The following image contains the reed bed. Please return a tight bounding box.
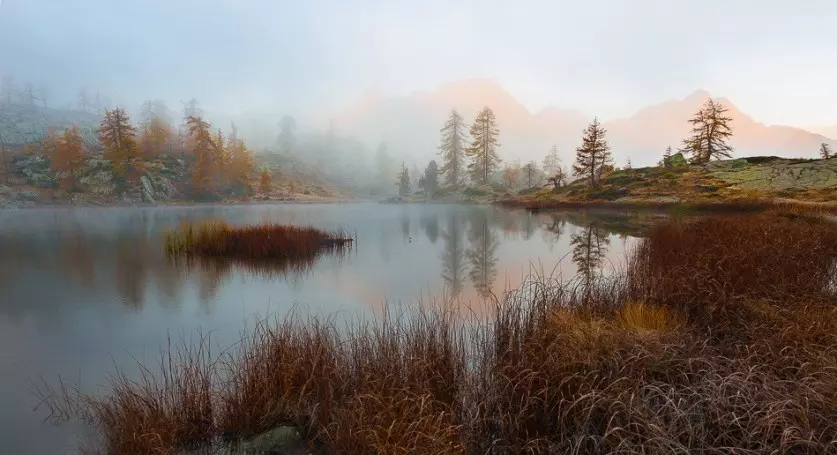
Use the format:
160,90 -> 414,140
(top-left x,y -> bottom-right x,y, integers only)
164,220 -> 353,260
39,213 -> 837,454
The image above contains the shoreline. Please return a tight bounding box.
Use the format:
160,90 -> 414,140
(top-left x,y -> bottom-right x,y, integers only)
496,197 -> 837,214
0,195 -> 361,210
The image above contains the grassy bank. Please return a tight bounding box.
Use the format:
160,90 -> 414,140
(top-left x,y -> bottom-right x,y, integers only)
40,213 -> 837,454
164,220 -> 353,260
501,157 -> 837,214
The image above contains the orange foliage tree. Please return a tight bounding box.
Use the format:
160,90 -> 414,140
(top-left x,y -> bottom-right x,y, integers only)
258,168 -> 272,196
98,107 -> 138,179
52,125 -> 86,191
227,135 -> 254,195
140,103 -> 173,158
186,115 -> 215,196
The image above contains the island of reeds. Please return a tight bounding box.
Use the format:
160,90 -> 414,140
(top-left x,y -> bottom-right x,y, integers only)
40,211 -> 837,454
164,220 -> 353,260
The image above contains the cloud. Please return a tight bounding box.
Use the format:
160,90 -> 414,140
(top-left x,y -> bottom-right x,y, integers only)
1,0 -> 836,125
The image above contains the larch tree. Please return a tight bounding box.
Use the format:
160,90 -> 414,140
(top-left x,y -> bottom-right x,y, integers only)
625,157 -> 632,169
421,160 -> 440,194
375,142 -> 395,190
227,130 -> 255,195
98,107 -> 138,179
543,145 -> 561,176
681,98 -> 734,164
820,143 -> 832,160
522,160 -> 539,188
186,115 -> 215,195
277,115 -> 297,154
660,145 -> 673,167
547,166 -> 567,190
258,168 -> 272,196
212,129 -> 228,189
572,117 -> 612,187
1,75 -> 18,105
138,100 -> 173,158
438,109 -> 467,186
396,162 -> 411,197
466,106 -> 501,185
53,125 -> 85,191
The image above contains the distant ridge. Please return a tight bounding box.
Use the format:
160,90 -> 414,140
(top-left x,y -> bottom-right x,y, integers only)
331,81 -> 836,167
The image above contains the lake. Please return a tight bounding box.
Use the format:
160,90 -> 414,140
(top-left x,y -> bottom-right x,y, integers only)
0,203 -> 643,454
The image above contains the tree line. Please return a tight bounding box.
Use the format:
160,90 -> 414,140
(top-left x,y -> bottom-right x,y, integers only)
14,100 -> 260,197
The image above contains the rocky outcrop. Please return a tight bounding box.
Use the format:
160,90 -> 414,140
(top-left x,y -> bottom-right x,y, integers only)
179,426 -> 313,455
140,173 -> 178,203
0,184 -> 39,209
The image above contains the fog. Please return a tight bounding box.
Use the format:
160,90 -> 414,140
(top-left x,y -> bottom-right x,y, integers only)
2,0 -> 837,169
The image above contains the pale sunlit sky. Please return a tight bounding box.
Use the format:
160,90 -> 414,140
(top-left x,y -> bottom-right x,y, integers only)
1,0 -> 836,126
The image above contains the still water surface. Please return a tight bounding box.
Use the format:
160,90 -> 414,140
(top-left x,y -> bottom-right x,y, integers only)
0,203 -> 643,454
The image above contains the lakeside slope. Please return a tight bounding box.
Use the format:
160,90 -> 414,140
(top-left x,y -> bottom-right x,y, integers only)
502,156 -> 837,211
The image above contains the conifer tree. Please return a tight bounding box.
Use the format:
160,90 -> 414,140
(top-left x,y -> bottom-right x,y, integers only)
547,166 -> 567,190
543,145 -> 561,176
53,125 -> 85,191
138,100 -> 172,157
660,145 -> 673,167
522,160 -> 539,187
396,162 -> 411,197
259,168 -> 272,196
465,106 -> 501,185
572,118 -> 612,187
186,115 -> 215,195
375,142 -> 395,191
277,115 -> 297,154
421,160 -> 439,194
820,143 -> 832,160
98,107 -> 138,179
681,99 -> 734,164
228,135 -> 254,194
438,109 -> 467,186
625,157 -> 632,169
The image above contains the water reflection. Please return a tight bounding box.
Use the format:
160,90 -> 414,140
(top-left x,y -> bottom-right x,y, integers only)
0,204 -> 658,454
440,211 -> 469,299
570,226 -> 611,285
467,211 -> 500,299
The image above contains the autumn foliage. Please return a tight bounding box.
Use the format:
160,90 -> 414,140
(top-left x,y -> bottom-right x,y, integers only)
98,107 -> 138,179
51,125 -> 85,191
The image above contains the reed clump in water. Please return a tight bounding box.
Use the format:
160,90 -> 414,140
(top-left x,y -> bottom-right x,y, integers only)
39,213 -> 837,454
164,220 -> 353,260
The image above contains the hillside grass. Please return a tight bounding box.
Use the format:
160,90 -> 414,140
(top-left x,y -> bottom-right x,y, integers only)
39,213 -> 837,454
505,157 -> 837,211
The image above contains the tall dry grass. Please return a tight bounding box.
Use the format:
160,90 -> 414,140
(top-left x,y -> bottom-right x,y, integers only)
164,220 -> 352,260
38,213 -> 837,454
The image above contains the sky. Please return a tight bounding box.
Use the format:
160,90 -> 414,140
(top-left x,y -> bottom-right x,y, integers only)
1,0 -> 836,127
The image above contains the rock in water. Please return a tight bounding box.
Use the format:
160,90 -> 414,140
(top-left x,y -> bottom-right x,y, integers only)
240,426 -> 309,454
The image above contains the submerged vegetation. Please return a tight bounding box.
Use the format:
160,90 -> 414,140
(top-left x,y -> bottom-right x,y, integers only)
164,220 -> 353,260
39,212 -> 837,454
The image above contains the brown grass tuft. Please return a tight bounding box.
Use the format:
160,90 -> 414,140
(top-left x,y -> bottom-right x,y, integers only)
164,220 -> 352,260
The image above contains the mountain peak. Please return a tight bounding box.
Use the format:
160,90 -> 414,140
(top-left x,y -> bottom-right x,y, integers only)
684,89 -> 713,103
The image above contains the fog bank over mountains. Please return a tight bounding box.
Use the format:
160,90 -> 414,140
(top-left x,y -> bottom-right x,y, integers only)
325,79 -> 837,168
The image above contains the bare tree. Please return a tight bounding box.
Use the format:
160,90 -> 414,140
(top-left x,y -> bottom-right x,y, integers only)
77,88 -> 92,113
37,84 -> 50,108
820,143 -> 832,160
20,84 -> 37,107
681,98 -> 734,164
0,75 -> 18,105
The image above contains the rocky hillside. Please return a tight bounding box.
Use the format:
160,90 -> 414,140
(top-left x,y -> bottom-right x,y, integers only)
516,157 -> 837,205
0,151 -> 351,209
